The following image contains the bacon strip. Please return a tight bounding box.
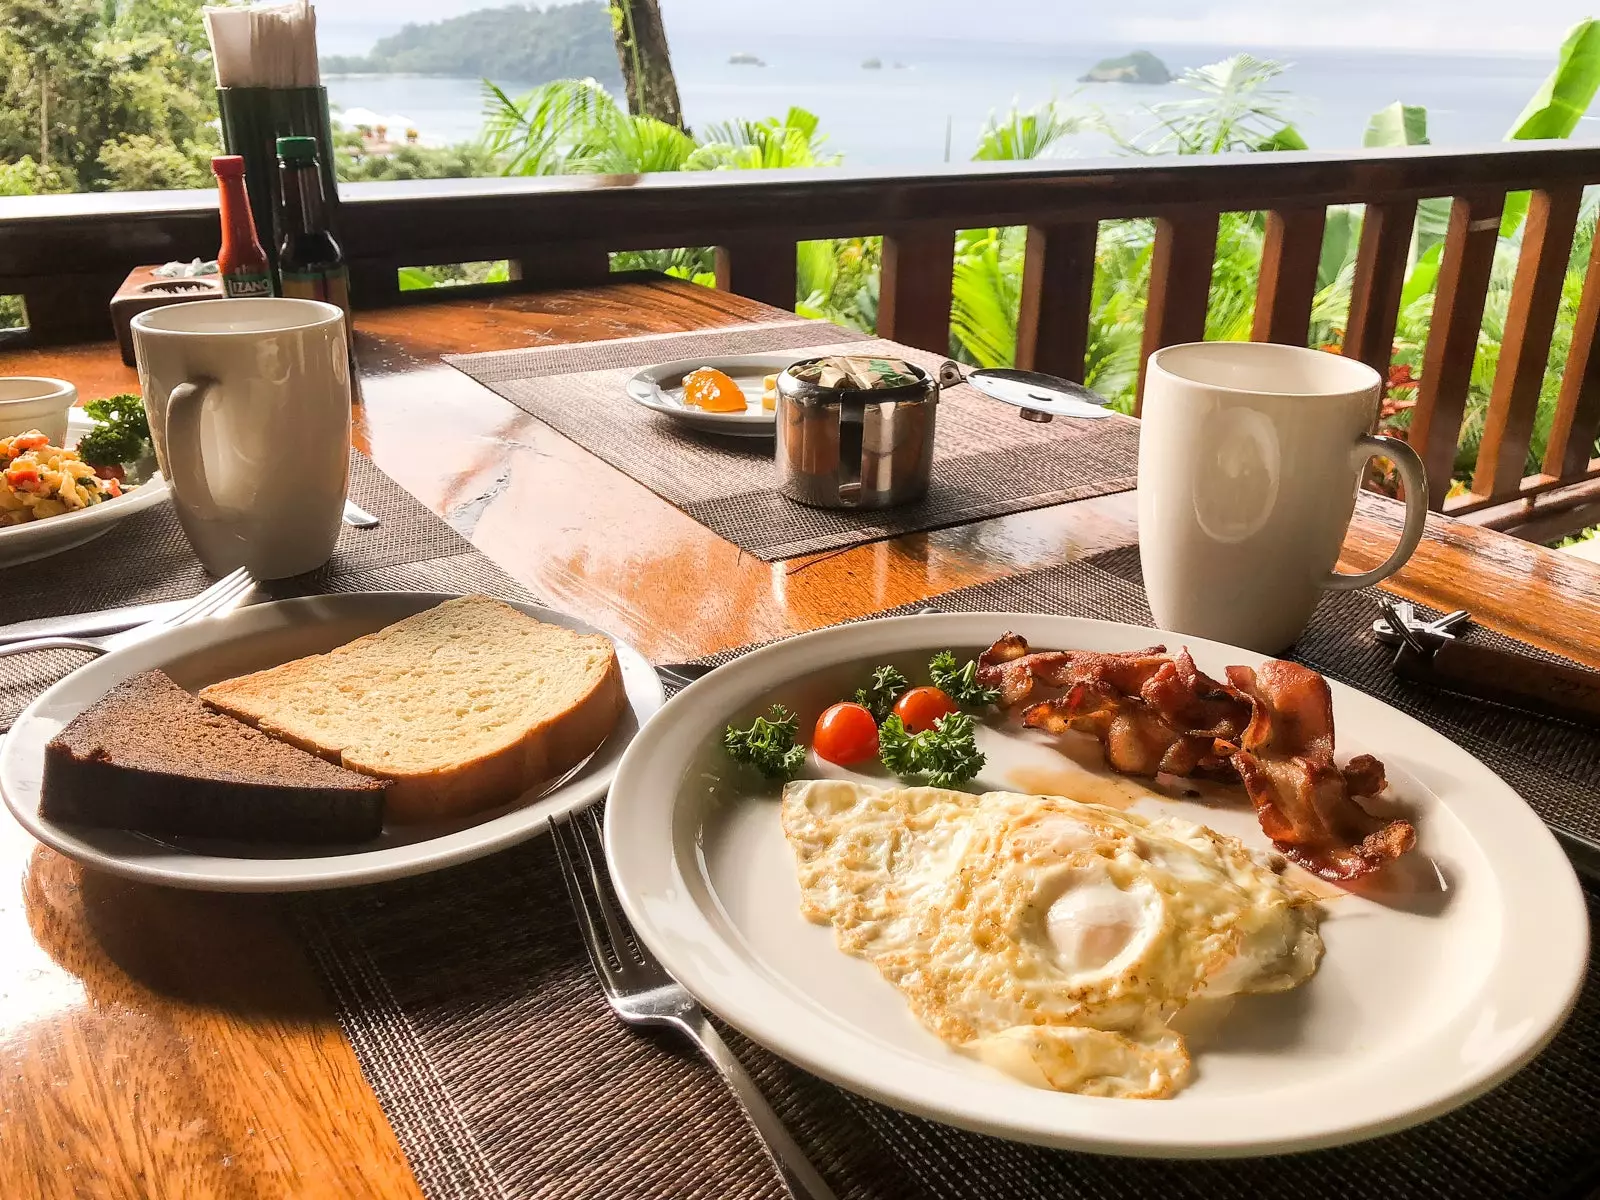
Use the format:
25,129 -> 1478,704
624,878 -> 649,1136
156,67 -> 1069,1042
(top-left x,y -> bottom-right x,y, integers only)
976,635 -> 1168,709
1024,682 -> 1237,778
1226,663 -> 1414,881
981,634 -> 1413,881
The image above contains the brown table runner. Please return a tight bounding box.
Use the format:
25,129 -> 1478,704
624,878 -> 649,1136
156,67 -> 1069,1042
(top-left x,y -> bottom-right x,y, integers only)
0,452 -> 495,731
445,324 -> 1142,561
291,547 -> 1600,1200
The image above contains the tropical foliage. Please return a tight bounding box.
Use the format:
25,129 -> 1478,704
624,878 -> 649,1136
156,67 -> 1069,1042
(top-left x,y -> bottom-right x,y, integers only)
0,0 -> 221,193
482,80 -> 843,279
4,4 -> 1599,493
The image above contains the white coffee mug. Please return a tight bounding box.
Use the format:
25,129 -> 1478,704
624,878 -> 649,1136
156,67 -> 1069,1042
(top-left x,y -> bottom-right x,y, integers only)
1138,342 -> 1427,653
131,298 -> 351,579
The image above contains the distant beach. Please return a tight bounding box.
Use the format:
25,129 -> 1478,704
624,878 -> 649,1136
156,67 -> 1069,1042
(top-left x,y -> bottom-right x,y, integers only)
324,34 -> 1593,166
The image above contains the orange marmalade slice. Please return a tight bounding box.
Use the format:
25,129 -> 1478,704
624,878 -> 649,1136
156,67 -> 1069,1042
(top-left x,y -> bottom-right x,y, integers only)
682,367 -> 747,412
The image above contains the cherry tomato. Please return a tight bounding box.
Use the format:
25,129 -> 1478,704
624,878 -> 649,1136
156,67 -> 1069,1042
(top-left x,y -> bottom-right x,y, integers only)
813,702 -> 880,765
893,686 -> 958,733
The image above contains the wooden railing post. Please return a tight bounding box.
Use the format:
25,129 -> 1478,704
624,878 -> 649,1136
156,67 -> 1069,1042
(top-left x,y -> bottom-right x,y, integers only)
714,235 -> 797,312
879,226 -> 956,355
1544,215 -> 1600,482
1016,222 -> 1097,382
1342,200 -> 1417,380
1135,213 -> 1219,414
1470,187 -> 1582,500
1407,193 -> 1505,508
1252,207 -> 1325,347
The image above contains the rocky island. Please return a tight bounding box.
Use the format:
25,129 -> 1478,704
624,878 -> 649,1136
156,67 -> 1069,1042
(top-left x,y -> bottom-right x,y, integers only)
1079,50 -> 1172,84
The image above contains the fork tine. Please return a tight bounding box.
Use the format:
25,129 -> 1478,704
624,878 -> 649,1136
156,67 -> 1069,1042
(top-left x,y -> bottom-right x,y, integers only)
551,813 -> 622,998
570,804 -> 646,973
157,568 -> 253,628
178,580 -> 250,625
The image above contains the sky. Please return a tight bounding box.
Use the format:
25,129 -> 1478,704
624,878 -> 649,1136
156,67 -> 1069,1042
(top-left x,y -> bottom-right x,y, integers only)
314,0 -> 1600,55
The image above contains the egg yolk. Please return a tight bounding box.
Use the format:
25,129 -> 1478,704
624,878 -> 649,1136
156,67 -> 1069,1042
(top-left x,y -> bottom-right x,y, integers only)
682,367 -> 747,412
1045,874 -> 1150,976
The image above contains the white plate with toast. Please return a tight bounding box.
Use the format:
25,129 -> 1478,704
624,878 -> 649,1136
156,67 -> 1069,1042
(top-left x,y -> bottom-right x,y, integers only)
604,611 -> 1588,1157
0,592 -> 663,890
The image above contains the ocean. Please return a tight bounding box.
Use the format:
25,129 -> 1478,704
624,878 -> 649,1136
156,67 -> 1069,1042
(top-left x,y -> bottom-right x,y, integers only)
323,35 -> 1595,166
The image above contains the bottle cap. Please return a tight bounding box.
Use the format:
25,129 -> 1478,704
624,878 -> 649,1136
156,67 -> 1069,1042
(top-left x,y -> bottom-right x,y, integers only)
275,136 -> 320,164
211,155 -> 246,179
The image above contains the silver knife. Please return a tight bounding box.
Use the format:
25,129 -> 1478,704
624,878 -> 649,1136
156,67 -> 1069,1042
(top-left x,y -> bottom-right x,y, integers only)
0,599 -> 191,646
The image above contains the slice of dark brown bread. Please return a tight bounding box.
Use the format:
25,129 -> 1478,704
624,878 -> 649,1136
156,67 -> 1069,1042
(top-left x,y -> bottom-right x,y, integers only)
42,669 -> 388,843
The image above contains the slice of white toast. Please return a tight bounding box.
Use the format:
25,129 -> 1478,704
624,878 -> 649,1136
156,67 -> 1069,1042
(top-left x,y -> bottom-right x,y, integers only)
200,595 -> 624,822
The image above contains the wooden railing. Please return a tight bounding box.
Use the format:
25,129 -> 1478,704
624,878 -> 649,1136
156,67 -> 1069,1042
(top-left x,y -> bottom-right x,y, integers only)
4,143 -> 1600,538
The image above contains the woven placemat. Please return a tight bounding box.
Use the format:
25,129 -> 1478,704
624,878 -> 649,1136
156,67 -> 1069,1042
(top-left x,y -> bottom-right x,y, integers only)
0,452 -> 474,731
292,547 -> 1600,1200
446,327 -> 1142,561
446,319 -> 864,382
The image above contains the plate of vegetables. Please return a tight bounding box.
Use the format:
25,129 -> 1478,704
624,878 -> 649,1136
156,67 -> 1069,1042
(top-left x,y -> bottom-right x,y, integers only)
0,394 -> 168,567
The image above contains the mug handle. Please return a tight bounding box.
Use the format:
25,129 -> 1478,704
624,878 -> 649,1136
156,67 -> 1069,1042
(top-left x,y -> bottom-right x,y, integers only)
1322,433 -> 1429,592
162,379 -> 221,520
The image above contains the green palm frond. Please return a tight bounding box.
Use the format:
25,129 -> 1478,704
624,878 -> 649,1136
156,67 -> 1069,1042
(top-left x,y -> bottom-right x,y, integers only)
483,77 -> 624,175
571,114 -> 697,174
1120,55 -> 1304,156
972,99 -> 1086,161
950,227 -> 1024,367
688,107 -> 841,170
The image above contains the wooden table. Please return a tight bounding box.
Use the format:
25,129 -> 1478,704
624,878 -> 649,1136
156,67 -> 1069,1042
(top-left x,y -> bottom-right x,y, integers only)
1,276 -> 1597,1199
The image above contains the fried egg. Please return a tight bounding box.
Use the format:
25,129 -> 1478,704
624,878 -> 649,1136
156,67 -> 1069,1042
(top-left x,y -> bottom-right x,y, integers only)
780,781 -> 1323,1098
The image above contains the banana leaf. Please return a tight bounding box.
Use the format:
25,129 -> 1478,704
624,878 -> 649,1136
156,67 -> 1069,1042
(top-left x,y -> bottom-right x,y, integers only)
1363,102 -> 1450,264
1363,102 -> 1429,148
1319,205 -> 1361,291
1399,242 -> 1445,310
1500,18 -> 1600,235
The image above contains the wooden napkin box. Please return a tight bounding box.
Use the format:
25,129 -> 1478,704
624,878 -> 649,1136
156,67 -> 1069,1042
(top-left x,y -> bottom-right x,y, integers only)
110,266 -> 226,366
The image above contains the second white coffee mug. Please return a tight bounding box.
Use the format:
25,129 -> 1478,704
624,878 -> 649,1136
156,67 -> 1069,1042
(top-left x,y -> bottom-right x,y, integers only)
131,298 -> 351,579
1138,341 -> 1427,653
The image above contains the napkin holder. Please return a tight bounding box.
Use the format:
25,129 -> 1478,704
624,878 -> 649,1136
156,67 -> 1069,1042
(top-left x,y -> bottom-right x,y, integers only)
216,85 -> 341,275
109,266 -> 225,366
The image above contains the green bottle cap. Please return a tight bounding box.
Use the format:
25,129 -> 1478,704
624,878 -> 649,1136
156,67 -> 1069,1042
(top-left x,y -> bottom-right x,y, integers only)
276,136 -> 319,164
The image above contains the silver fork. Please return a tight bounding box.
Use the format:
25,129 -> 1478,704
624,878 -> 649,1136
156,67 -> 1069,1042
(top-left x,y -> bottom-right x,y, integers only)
0,567 -> 256,661
551,805 -> 839,1200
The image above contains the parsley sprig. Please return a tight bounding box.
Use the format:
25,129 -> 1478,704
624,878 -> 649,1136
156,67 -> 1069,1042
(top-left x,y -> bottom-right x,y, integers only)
853,664 -> 910,722
75,394 -> 151,468
724,704 -> 806,779
928,650 -> 999,711
877,711 -> 985,789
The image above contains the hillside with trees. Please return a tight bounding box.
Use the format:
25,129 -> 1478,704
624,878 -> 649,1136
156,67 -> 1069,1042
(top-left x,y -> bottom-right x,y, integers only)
320,2 -> 620,86
0,0 -> 220,193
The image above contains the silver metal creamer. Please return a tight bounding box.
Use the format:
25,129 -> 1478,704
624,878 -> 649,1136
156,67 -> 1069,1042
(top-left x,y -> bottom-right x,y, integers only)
775,356 -> 959,509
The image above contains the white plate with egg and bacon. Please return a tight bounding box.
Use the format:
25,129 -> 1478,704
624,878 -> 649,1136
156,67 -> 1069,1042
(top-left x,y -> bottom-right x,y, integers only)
603,612 -> 1589,1158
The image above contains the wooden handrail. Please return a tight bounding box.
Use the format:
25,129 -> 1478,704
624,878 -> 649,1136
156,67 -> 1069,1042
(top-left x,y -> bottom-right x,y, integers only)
6,141 -> 1600,539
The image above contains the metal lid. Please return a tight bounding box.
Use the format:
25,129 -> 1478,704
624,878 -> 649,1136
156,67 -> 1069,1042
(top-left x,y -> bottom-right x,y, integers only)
778,356 -> 935,406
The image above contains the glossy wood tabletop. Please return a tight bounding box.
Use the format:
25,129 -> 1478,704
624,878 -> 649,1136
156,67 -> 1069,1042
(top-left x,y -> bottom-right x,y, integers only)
1,275 -> 1598,1200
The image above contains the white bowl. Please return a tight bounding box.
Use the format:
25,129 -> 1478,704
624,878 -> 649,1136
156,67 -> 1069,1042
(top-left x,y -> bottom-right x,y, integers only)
0,377 -> 77,444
